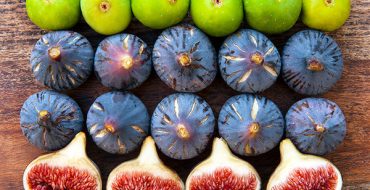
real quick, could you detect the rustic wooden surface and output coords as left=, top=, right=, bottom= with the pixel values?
left=0, top=0, right=369, bottom=189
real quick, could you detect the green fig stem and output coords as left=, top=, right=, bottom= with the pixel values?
left=210, top=138, right=232, bottom=160
left=59, top=132, right=87, bottom=158
left=280, top=139, right=301, bottom=162
left=99, top=1, right=111, bottom=12
left=138, top=136, right=161, bottom=165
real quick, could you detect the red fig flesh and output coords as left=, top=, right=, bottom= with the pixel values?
left=23, top=132, right=102, bottom=190
left=107, top=136, right=184, bottom=190
left=186, top=138, right=261, bottom=190
left=267, top=139, right=342, bottom=190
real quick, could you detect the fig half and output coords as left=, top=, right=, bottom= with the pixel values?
left=107, top=136, right=184, bottom=190
left=267, top=139, right=342, bottom=190
left=186, top=138, right=261, bottom=190
left=23, top=132, right=102, bottom=190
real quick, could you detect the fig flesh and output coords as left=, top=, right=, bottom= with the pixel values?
left=267, top=139, right=342, bottom=190
left=23, top=132, right=102, bottom=190
left=107, top=136, right=184, bottom=190
left=186, top=138, right=261, bottom=190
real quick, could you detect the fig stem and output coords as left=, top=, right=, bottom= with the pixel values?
left=210, top=138, right=232, bottom=160
left=307, top=59, right=324, bottom=71
left=38, top=110, right=52, bottom=127
left=121, top=55, right=134, bottom=70
left=249, top=122, right=260, bottom=135
left=176, top=124, right=191, bottom=140
left=59, top=132, right=87, bottom=157
left=250, top=52, right=264, bottom=65
left=137, top=136, right=161, bottom=165
left=178, top=53, right=191, bottom=67
left=104, top=123, right=116, bottom=133
left=315, top=124, right=326, bottom=133
left=99, top=1, right=111, bottom=12
left=280, top=139, right=301, bottom=162
left=48, top=47, right=61, bottom=61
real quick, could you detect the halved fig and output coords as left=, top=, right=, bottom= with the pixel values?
left=23, top=132, right=102, bottom=190
left=186, top=138, right=261, bottom=190
left=107, top=136, right=184, bottom=190
left=267, top=139, right=342, bottom=190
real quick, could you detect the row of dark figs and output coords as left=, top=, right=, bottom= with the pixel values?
left=31, top=24, right=343, bottom=96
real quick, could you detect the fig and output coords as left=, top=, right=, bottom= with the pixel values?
left=23, top=132, right=102, bottom=190
left=153, top=24, right=217, bottom=92
left=243, top=0, right=302, bottom=34
left=285, top=98, right=346, bottom=155
left=26, top=0, right=80, bottom=30
left=151, top=93, right=215, bottom=160
left=219, top=29, right=281, bottom=93
left=95, top=33, right=152, bottom=90
left=81, top=0, right=132, bottom=35
left=302, top=0, right=351, bottom=32
left=190, top=0, right=244, bottom=37
left=282, top=30, right=343, bottom=95
left=86, top=91, right=150, bottom=154
left=186, top=138, right=261, bottom=190
left=132, top=0, right=190, bottom=29
left=107, top=136, right=184, bottom=190
left=267, top=139, right=342, bottom=190
left=30, top=31, right=94, bottom=91
left=218, top=94, right=284, bottom=156
left=20, top=90, right=84, bottom=151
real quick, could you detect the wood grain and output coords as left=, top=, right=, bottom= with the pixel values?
left=0, top=0, right=369, bottom=189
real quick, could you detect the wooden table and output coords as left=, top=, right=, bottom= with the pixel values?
left=1, top=0, right=369, bottom=189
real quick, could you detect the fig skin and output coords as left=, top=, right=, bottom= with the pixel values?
left=218, top=94, right=284, bottom=156
left=26, top=0, right=80, bottom=30
left=132, top=0, right=190, bottom=29
left=95, top=33, right=152, bottom=90
left=219, top=29, right=281, bottom=93
left=151, top=93, right=215, bottom=160
left=20, top=90, right=84, bottom=151
left=30, top=31, right=94, bottom=91
left=23, top=132, right=102, bottom=190
left=191, top=0, right=244, bottom=37
left=286, top=98, right=346, bottom=155
left=107, top=136, right=184, bottom=190
left=186, top=138, right=261, bottom=190
left=244, top=0, right=302, bottom=34
left=282, top=30, right=343, bottom=95
left=302, top=0, right=351, bottom=32
left=153, top=24, right=217, bottom=92
left=81, top=0, right=132, bottom=35
left=267, top=139, right=342, bottom=190
left=86, top=91, right=150, bottom=154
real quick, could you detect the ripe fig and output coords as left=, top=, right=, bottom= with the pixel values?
left=107, top=136, right=184, bottom=190
left=267, top=139, right=342, bottom=190
left=186, top=138, right=261, bottom=190
left=191, top=0, right=244, bottom=37
left=219, top=29, right=281, bottom=93
left=30, top=31, right=94, bottom=91
left=23, top=132, right=102, bottom=190
left=26, top=0, right=80, bottom=30
left=218, top=94, right=284, bottom=156
left=81, top=0, right=132, bottom=35
left=302, top=0, right=351, bottom=32
left=286, top=98, right=346, bottom=155
left=95, top=33, right=152, bottom=90
left=282, top=30, right=343, bottom=95
left=20, top=90, right=84, bottom=151
left=153, top=24, right=217, bottom=92
left=132, top=0, right=190, bottom=29
left=86, top=91, right=150, bottom=154
left=151, top=93, right=215, bottom=160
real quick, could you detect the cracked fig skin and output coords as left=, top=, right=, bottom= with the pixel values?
left=267, top=139, right=342, bottom=190
left=218, top=94, right=284, bottom=156
left=31, top=31, right=94, bottom=91
left=286, top=98, right=346, bottom=155
left=107, top=136, right=184, bottom=190
left=95, top=33, right=152, bottom=90
left=20, top=90, right=84, bottom=151
left=282, top=30, right=343, bottom=95
left=86, top=91, right=150, bottom=154
left=219, top=29, right=281, bottom=93
left=151, top=93, right=215, bottom=160
left=153, top=24, right=217, bottom=92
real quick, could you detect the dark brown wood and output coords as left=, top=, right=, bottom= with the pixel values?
left=0, top=0, right=369, bottom=189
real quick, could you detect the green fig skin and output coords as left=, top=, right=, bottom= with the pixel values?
left=244, top=0, right=302, bottom=34
left=81, top=0, right=132, bottom=35
left=191, top=0, right=244, bottom=37
left=26, top=0, right=81, bottom=30
left=302, top=0, right=351, bottom=31
left=132, top=0, right=190, bottom=29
